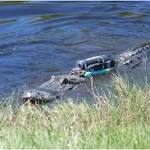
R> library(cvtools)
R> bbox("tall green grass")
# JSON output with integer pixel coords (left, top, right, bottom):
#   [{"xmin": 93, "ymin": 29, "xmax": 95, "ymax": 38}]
[{"xmin": 0, "ymin": 76, "xmax": 150, "ymax": 148}]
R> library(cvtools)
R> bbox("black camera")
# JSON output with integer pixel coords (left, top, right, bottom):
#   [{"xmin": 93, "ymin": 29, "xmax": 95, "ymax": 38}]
[{"xmin": 76, "ymin": 55, "xmax": 116, "ymax": 72}]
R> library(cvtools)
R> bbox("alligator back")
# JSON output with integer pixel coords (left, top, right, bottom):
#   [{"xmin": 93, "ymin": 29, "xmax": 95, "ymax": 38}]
[
  {"xmin": 22, "ymin": 41, "xmax": 150, "ymax": 104},
  {"xmin": 117, "ymin": 42, "xmax": 150, "ymax": 68}
]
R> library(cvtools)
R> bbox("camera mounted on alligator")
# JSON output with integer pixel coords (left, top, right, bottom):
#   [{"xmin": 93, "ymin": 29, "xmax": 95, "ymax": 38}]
[
  {"xmin": 22, "ymin": 41, "xmax": 150, "ymax": 104},
  {"xmin": 71, "ymin": 55, "xmax": 117, "ymax": 78}
]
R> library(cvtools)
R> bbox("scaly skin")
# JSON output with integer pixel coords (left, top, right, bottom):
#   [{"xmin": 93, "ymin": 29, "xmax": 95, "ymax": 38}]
[
  {"xmin": 22, "ymin": 42, "xmax": 150, "ymax": 104},
  {"xmin": 116, "ymin": 42, "xmax": 150, "ymax": 68},
  {"xmin": 22, "ymin": 75, "xmax": 87, "ymax": 104}
]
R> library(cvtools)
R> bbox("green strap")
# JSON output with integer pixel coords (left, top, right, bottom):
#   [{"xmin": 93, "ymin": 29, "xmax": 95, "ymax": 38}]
[{"xmin": 83, "ymin": 68, "xmax": 113, "ymax": 78}]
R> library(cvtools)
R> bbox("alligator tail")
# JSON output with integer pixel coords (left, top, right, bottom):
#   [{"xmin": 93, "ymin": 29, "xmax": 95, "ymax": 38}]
[{"xmin": 117, "ymin": 41, "xmax": 150, "ymax": 68}]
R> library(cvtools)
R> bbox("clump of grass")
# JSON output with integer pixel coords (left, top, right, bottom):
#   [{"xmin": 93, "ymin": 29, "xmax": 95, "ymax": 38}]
[{"xmin": 0, "ymin": 76, "xmax": 150, "ymax": 148}]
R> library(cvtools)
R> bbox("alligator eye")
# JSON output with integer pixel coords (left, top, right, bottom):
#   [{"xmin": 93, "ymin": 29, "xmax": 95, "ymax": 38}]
[
  {"xmin": 61, "ymin": 78, "xmax": 69, "ymax": 85},
  {"xmin": 78, "ymin": 64, "xmax": 81, "ymax": 68}
]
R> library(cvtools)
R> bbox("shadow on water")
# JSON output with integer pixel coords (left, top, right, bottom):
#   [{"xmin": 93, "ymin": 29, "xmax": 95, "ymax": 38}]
[{"xmin": 0, "ymin": 1, "xmax": 150, "ymax": 101}]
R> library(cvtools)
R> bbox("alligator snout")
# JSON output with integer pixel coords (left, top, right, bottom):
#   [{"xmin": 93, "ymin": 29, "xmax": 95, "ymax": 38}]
[
  {"xmin": 22, "ymin": 75, "xmax": 87, "ymax": 104},
  {"xmin": 22, "ymin": 89, "xmax": 60, "ymax": 104}
]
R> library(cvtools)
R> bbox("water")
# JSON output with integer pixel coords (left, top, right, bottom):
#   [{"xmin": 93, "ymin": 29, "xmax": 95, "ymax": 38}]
[{"xmin": 0, "ymin": 1, "xmax": 150, "ymax": 98}]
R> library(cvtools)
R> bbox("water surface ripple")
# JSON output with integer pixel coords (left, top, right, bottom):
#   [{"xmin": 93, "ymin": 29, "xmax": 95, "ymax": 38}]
[{"xmin": 0, "ymin": 1, "xmax": 150, "ymax": 97}]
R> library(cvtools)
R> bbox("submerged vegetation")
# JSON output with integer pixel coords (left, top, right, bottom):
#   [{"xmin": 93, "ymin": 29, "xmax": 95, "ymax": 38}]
[{"xmin": 0, "ymin": 76, "xmax": 150, "ymax": 148}]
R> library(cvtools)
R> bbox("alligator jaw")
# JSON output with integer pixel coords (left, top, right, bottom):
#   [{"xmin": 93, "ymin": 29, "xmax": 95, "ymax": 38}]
[
  {"xmin": 22, "ymin": 75, "xmax": 87, "ymax": 104},
  {"xmin": 22, "ymin": 89, "xmax": 60, "ymax": 104}
]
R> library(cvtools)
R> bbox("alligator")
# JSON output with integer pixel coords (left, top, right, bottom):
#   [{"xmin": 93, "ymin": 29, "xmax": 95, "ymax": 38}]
[{"xmin": 22, "ymin": 42, "xmax": 150, "ymax": 104}]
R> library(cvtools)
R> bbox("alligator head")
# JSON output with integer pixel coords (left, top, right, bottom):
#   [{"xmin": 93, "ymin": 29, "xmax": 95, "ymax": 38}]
[{"xmin": 22, "ymin": 75, "xmax": 87, "ymax": 104}]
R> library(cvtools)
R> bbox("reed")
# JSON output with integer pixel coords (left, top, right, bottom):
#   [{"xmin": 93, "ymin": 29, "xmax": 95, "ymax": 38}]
[{"xmin": 0, "ymin": 76, "xmax": 150, "ymax": 148}]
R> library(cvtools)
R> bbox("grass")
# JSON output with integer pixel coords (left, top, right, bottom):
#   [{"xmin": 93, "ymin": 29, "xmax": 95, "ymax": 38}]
[{"xmin": 0, "ymin": 76, "xmax": 150, "ymax": 148}]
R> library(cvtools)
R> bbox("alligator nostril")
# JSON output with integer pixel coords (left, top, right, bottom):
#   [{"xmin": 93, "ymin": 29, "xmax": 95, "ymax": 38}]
[
  {"xmin": 22, "ymin": 97, "xmax": 30, "ymax": 104},
  {"xmin": 22, "ymin": 91, "xmax": 35, "ymax": 104},
  {"xmin": 22, "ymin": 97, "xmax": 36, "ymax": 105}
]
